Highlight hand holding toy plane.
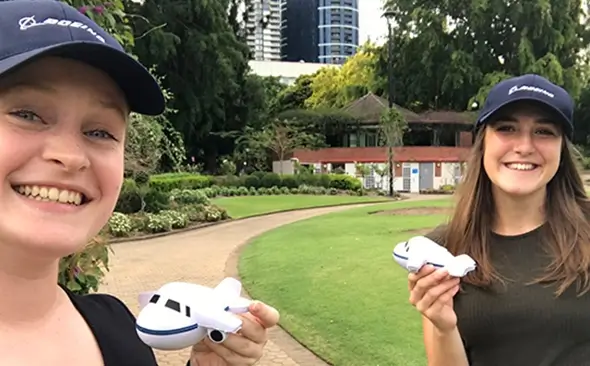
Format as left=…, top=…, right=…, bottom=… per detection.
left=135, top=277, right=252, bottom=351
left=392, top=235, right=476, bottom=277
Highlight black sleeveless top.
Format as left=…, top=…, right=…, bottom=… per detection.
left=61, top=285, right=159, bottom=366
left=427, top=225, right=590, bottom=366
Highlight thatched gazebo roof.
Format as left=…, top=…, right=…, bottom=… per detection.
left=417, top=110, right=477, bottom=125
left=341, top=92, right=421, bottom=123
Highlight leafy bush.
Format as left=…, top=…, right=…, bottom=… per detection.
left=244, top=175, right=261, bottom=188
left=145, top=172, right=363, bottom=193
left=58, top=236, right=111, bottom=295
left=329, top=174, right=361, bottom=191
left=115, top=179, right=142, bottom=213
left=260, top=172, right=281, bottom=188
left=170, top=188, right=210, bottom=205
left=149, top=174, right=213, bottom=191
left=143, top=188, right=170, bottom=213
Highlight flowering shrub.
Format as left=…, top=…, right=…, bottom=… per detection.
left=204, top=205, right=228, bottom=222
left=107, top=212, right=132, bottom=237
left=159, top=210, right=189, bottom=229
left=145, top=213, right=173, bottom=233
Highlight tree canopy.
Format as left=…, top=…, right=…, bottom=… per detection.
left=380, top=0, right=590, bottom=113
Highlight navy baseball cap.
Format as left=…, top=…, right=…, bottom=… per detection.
left=475, top=74, right=574, bottom=139
left=0, top=0, right=165, bottom=116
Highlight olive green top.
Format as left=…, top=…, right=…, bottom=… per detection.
left=427, top=225, right=590, bottom=366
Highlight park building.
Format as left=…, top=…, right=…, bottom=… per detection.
left=272, top=93, right=474, bottom=194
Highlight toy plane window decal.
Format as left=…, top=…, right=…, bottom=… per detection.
left=165, top=299, right=181, bottom=312
left=185, top=306, right=191, bottom=317
left=150, top=294, right=160, bottom=303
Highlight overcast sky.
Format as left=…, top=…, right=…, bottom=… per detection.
left=359, top=0, right=388, bottom=45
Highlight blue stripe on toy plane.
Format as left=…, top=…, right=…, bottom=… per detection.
left=136, top=322, right=199, bottom=336
left=392, top=252, right=444, bottom=268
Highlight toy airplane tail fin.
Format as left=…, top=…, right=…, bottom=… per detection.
left=214, top=277, right=252, bottom=313
left=214, top=277, right=242, bottom=298
left=445, top=254, right=477, bottom=277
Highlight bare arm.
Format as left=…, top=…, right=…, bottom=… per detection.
left=422, top=316, right=469, bottom=366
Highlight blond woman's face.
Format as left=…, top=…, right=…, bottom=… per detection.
left=0, top=56, right=128, bottom=257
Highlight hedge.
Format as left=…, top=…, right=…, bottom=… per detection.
left=148, top=172, right=362, bottom=193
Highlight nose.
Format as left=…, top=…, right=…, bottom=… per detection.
left=41, top=131, right=90, bottom=172
left=513, top=130, right=536, bottom=155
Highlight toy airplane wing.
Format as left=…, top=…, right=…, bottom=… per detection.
left=193, top=305, right=244, bottom=333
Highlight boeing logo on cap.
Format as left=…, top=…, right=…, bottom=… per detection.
left=508, top=85, right=555, bottom=98
left=476, top=74, right=575, bottom=139
left=0, top=0, right=165, bottom=115
left=18, top=15, right=106, bottom=43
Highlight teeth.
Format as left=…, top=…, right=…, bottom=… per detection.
left=14, top=185, right=84, bottom=205
left=506, top=163, right=536, bottom=171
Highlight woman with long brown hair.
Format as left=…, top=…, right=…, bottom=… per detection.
left=408, top=74, right=590, bottom=366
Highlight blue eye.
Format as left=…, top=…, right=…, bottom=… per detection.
left=85, top=129, right=116, bottom=141
left=10, top=109, right=42, bottom=122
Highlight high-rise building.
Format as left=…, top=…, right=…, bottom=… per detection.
left=245, top=0, right=282, bottom=61
left=281, top=0, right=359, bottom=64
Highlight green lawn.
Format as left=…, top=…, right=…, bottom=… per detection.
left=238, top=198, right=452, bottom=366
left=211, top=194, right=392, bottom=219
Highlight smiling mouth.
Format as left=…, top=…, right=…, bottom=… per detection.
left=504, top=163, right=538, bottom=171
left=11, top=185, right=88, bottom=206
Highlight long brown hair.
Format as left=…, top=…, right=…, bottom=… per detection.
left=443, top=126, right=590, bottom=296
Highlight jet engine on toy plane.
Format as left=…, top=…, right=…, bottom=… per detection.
left=135, top=277, right=252, bottom=350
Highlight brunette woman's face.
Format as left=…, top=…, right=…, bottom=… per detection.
left=482, top=101, right=564, bottom=199
left=0, top=56, right=128, bottom=258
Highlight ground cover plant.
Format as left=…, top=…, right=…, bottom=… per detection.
left=238, top=198, right=453, bottom=366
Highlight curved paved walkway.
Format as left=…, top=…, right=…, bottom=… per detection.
left=99, top=195, right=446, bottom=365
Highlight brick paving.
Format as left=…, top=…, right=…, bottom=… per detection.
left=99, top=195, right=445, bottom=365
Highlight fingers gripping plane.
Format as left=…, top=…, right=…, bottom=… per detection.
left=392, top=236, right=477, bottom=277
left=135, top=277, right=252, bottom=350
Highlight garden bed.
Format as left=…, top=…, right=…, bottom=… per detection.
left=106, top=183, right=393, bottom=240
left=370, top=207, right=450, bottom=216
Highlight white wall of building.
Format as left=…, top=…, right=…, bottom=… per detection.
left=272, top=160, right=462, bottom=192
left=248, top=60, right=340, bottom=85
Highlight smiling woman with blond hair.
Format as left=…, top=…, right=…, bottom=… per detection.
left=0, top=1, right=278, bottom=365
left=406, top=74, right=590, bottom=366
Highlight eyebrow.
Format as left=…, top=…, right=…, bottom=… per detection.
left=0, top=81, right=128, bottom=120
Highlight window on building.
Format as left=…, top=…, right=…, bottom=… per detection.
left=349, top=133, right=358, bottom=147
left=365, top=132, right=377, bottom=147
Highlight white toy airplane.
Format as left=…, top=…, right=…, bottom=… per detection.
left=135, top=277, right=252, bottom=350
left=392, top=235, right=476, bottom=277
